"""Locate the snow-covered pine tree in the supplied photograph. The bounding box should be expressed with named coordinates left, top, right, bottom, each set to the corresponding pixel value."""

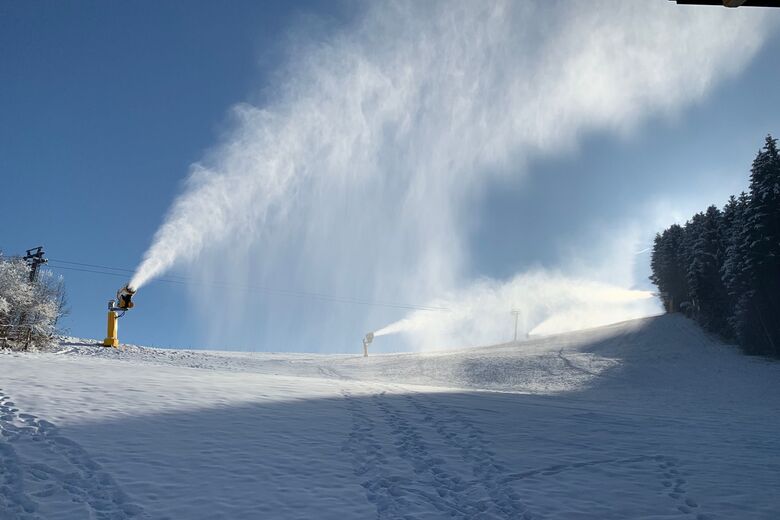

left=682, top=212, right=705, bottom=321
left=720, top=192, right=749, bottom=339
left=686, top=205, right=729, bottom=335
left=650, top=232, right=671, bottom=310
left=650, top=224, right=689, bottom=312
left=735, top=135, right=780, bottom=356
left=681, top=212, right=704, bottom=317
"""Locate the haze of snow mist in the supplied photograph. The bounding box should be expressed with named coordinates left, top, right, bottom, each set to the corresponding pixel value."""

left=373, top=271, right=656, bottom=349
left=131, top=1, right=772, bottom=351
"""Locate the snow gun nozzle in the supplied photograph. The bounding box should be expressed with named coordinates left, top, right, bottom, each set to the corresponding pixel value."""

left=116, top=284, right=137, bottom=310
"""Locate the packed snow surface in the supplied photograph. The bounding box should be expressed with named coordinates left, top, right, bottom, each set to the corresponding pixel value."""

left=1, top=314, right=779, bottom=519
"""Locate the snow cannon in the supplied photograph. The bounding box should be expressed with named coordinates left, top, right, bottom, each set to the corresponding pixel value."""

left=116, top=284, right=136, bottom=310
left=102, top=284, right=136, bottom=348
left=362, top=332, right=374, bottom=357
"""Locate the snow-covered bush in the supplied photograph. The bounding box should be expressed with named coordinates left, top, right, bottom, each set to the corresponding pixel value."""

left=0, top=254, right=66, bottom=349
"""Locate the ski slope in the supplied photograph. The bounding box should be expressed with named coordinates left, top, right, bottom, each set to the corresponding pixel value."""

left=1, top=314, right=778, bottom=519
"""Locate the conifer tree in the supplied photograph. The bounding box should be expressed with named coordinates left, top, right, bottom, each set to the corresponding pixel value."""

left=686, top=206, right=728, bottom=334
left=681, top=213, right=703, bottom=315
left=650, top=224, right=689, bottom=312
left=736, top=135, right=780, bottom=355
left=720, top=193, right=749, bottom=338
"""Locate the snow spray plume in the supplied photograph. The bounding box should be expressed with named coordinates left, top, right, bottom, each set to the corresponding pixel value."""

left=131, top=1, right=773, bottom=350
left=373, top=271, right=657, bottom=349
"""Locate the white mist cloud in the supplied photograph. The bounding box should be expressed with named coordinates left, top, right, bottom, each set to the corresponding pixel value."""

left=131, top=1, right=773, bottom=351
left=374, top=270, right=658, bottom=349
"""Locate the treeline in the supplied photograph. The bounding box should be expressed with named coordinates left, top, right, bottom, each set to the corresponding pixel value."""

left=650, top=135, right=780, bottom=357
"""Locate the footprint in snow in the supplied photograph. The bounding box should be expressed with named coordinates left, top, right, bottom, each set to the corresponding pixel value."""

left=0, top=390, right=146, bottom=519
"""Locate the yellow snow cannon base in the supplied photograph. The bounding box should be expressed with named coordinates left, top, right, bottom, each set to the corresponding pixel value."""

left=103, top=310, right=120, bottom=348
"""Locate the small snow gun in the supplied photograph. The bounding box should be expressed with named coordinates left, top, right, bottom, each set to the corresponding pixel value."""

left=102, top=284, right=136, bottom=348
left=363, top=332, right=374, bottom=357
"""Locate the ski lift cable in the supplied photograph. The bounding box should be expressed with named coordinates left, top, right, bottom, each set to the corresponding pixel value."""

left=46, top=261, right=449, bottom=313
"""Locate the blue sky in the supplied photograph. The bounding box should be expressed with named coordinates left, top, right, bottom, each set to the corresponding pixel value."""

left=2, top=2, right=779, bottom=351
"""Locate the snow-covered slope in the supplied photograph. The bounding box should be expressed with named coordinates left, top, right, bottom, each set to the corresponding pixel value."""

left=1, top=314, right=778, bottom=519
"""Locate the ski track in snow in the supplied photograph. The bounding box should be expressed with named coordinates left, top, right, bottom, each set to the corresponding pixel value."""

left=0, top=390, right=145, bottom=520
left=341, top=385, right=713, bottom=520
left=342, top=386, right=527, bottom=520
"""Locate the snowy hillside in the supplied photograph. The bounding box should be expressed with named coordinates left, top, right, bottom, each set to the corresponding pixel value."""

left=1, top=314, right=779, bottom=519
